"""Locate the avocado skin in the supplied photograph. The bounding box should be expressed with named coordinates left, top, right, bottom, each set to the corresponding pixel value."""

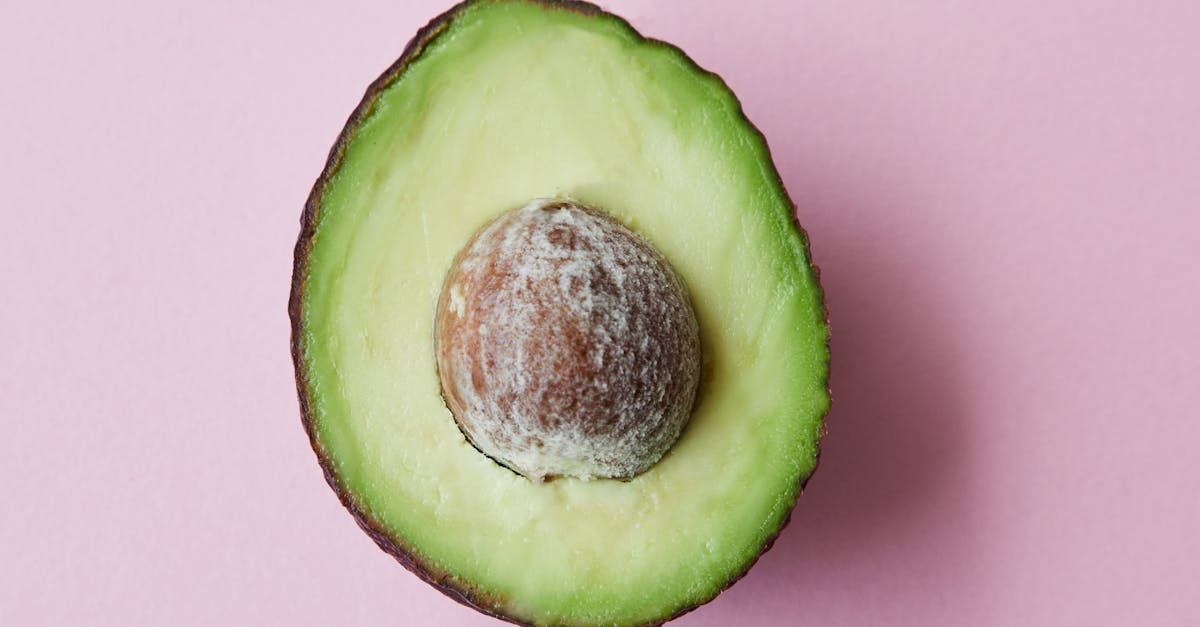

left=288, top=1, right=831, bottom=625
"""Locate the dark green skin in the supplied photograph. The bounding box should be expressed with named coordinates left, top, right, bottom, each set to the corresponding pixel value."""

left=289, top=1, right=831, bottom=625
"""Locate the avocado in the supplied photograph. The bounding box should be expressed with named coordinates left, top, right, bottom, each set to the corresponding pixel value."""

left=289, top=1, right=830, bottom=625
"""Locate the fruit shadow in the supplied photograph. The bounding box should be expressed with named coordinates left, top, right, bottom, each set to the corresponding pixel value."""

left=789, top=229, right=971, bottom=555
left=680, top=178, right=975, bottom=622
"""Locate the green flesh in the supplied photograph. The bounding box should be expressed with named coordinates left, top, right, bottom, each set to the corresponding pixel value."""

left=296, top=1, right=830, bottom=625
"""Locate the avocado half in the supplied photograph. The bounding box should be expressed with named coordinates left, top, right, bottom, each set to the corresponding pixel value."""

left=290, top=1, right=831, bottom=625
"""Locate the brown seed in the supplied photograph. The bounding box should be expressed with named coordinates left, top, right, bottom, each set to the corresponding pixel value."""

left=434, top=199, right=701, bottom=480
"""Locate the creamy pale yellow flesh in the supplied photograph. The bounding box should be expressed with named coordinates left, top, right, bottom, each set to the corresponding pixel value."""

left=299, top=1, right=829, bottom=624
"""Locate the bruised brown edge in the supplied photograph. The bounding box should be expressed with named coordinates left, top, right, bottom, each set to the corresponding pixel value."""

left=288, top=0, right=832, bottom=625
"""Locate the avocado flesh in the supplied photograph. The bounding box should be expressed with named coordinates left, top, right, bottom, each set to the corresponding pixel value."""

left=295, top=1, right=830, bottom=625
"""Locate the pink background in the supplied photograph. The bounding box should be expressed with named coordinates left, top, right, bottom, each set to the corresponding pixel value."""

left=2, top=0, right=1198, bottom=625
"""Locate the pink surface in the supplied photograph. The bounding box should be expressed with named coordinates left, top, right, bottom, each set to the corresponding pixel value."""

left=2, top=0, right=1198, bottom=625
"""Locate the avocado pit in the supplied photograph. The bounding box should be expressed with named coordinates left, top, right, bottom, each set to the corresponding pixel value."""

left=434, top=199, right=701, bottom=481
